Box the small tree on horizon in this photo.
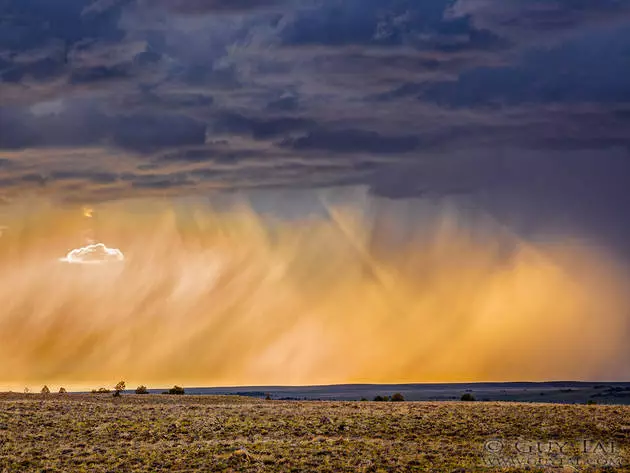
[41,385,50,395]
[113,381,126,397]
[391,393,405,402]
[59,387,67,394]
[461,393,475,401]
[135,385,148,395]
[168,385,185,395]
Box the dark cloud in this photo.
[157,146,259,163]
[0,0,161,105]
[280,0,455,47]
[129,173,196,189]
[0,106,102,149]
[282,129,421,154]
[415,26,630,108]
[0,0,126,50]
[0,0,629,260]
[448,0,630,36]
[368,148,630,255]
[50,170,120,183]
[212,112,315,139]
[145,0,284,14]
[111,114,207,152]
[0,106,207,152]
[266,95,299,111]
[69,64,131,84]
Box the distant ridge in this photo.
[131,381,630,404]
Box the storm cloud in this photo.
[0,0,629,256]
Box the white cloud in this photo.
[60,243,125,265]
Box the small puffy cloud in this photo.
[60,243,125,265]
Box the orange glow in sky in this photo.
[0,192,628,392]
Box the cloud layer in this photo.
[1,0,629,254]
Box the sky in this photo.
[1,1,629,215]
[1,0,630,388]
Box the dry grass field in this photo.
[0,394,629,472]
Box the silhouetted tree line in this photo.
[85,382,187,396]
[30,386,67,394]
[371,393,405,402]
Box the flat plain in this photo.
[0,394,629,472]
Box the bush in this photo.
[169,385,185,395]
[461,393,476,401]
[135,385,149,394]
[373,395,385,402]
[58,387,67,394]
[41,385,50,394]
[360,397,368,401]
[587,399,597,405]
[391,393,405,402]
[114,381,126,394]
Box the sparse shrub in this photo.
[24,387,30,394]
[391,393,405,402]
[587,400,597,405]
[135,385,148,394]
[265,393,271,400]
[41,385,50,394]
[58,387,67,394]
[360,397,368,401]
[169,385,185,395]
[373,395,385,402]
[114,381,126,395]
[95,387,111,394]
[461,393,475,401]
